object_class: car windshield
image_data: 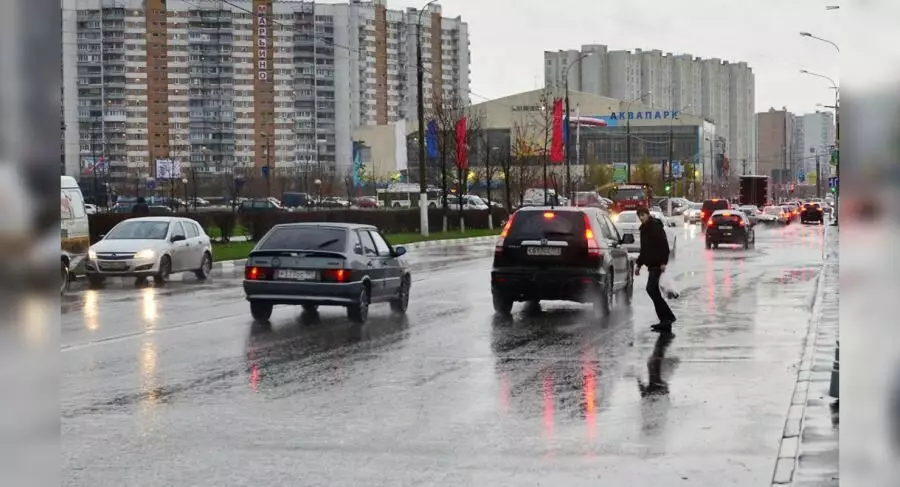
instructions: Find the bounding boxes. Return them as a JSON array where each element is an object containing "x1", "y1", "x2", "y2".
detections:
[
  {"x1": 616, "y1": 212, "x2": 639, "y2": 223},
  {"x1": 615, "y1": 188, "x2": 647, "y2": 201},
  {"x1": 765, "y1": 207, "x2": 781, "y2": 214},
  {"x1": 712, "y1": 213, "x2": 743, "y2": 225},
  {"x1": 691, "y1": 203, "x2": 702, "y2": 209},
  {"x1": 258, "y1": 227, "x2": 347, "y2": 252},
  {"x1": 507, "y1": 211, "x2": 585, "y2": 240},
  {"x1": 106, "y1": 221, "x2": 170, "y2": 240},
  {"x1": 703, "y1": 200, "x2": 729, "y2": 212}
]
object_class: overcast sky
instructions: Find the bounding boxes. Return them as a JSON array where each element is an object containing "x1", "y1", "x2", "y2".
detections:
[{"x1": 319, "y1": 0, "x2": 863, "y2": 115}]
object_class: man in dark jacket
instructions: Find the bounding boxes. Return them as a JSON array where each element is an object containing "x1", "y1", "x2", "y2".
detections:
[
  {"x1": 131, "y1": 197, "x2": 150, "y2": 215},
  {"x1": 634, "y1": 207, "x2": 676, "y2": 333}
]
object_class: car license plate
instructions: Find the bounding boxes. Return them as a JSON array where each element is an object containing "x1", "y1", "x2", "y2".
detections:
[
  {"x1": 100, "y1": 261, "x2": 127, "y2": 270},
  {"x1": 275, "y1": 269, "x2": 317, "y2": 280},
  {"x1": 526, "y1": 247, "x2": 562, "y2": 256},
  {"x1": 719, "y1": 225, "x2": 732, "y2": 230}
]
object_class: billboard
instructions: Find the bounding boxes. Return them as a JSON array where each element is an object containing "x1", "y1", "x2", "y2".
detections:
[
  {"x1": 613, "y1": 162, "x2": 628, "y2": 183},
  {"x1": 154, "y1": 159, "x2": 182, "y2": 179}
]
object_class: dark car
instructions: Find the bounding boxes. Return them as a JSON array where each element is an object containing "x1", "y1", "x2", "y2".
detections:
[
  {"x1": 700, "y1": 198, "x2": 730, "y2": 230},
  {"x1": 705, "y1": 210, "x2": 755, "y2": 249},
  {"x1": 800, "y1": 202, "x2": 824, "y2": 224},
  {"x1": 243, "y1": 223, "x2": 410, "y2": 323},
  {"x1": 238, "y1": 198, "x2": 286, "y2": 213},
  {"x1": 491, "y1": 206, "x2": 635, "y2": 318}
]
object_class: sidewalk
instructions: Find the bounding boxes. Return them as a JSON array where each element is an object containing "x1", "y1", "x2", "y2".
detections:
[{"x1": 772, "y1": 226, "x2": 839, "y2": 486}]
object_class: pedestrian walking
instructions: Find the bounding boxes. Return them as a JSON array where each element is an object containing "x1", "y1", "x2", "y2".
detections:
[
  {"x1": 633, "y1": 207, "x2": 676, "y2": 333},
  {"x1": 132, "y1": 196, "x2": 150, "y2": 215}
]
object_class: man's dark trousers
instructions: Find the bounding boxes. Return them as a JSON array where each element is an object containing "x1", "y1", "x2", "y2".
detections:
[{"x1": 646, "y1": 266, "x2": 676, "y2": 324}]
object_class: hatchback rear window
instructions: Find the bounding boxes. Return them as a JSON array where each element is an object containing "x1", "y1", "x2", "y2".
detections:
[
  {"x1": 258, "y1": 227, "x2": 347, "y2": 252},
  {"x1": 616, "y1": 212, "x2": 639, "y2": 223},
  {"x1": 507, "y1": 211, "x2": 585, "y2": 240}
]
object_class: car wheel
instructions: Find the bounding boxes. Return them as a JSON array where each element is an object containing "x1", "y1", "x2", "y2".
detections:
[
  {"x1": 347, "y1": 286, "x2": 370, "y2": 323},
  {"x1": 492, "y1": 293, "x2": 513, "y2": 316},
  {"x1": 87, "y1": 274, "x2": 105, "y2": 288},
  {"x1": 390, "y1": 275, "x2": 411, "y2": 314},
  {"x1": 61, "y1": 261, "x2": 70, "y2": 295},
  {"x1": 743, "y1": 237, "x2": 750, "y2": 249},
  {"x1": 593, "y1": 273, "x2": 613, "y2": 318},
  {"x1": 194, "y1": 252, "x2": 212, "y2": 280},
  {"x1": 302, "y1": 304, "x2": 319, "y2": 313},
  {"x1": 713, "y1": 243, "x2": 719, "y2": 249},
  {"x1": 622, "y1": 266, "x2": 634, "y2": 305},
  {"x1": 705, "y1": 239, "x2": 712, "y2": 249},
  {"x1": 250, "y1": 301, "x2": 273, "y2": 322},
  {"x1": 154, "y1": 255, "x2": 172, "y2": 285},
  {"x1": 428, "y1": 202, "x2": 437, "y2": 209}
]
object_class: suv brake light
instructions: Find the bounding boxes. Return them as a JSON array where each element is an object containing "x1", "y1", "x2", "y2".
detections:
[
  {"x1": 495, "y1": 213, "x2": 516, "y2": 254},
  {"x1": 583, "y1": 213, "x2": 601, "y2": 257},
  {"x1": 707, "y1": 219, "x2": 715, "y2": 227}
]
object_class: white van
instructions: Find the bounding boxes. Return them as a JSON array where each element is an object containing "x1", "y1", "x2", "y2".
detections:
[{"x1": 61, "y1": 176, "x2": 90, "y2": 293}]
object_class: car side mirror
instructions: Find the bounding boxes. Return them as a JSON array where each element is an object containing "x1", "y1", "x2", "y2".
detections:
[
  {"x1": 171, "y1": 234, "x2": 186, "y2": 243},
  {"x1": 621, "y1": 233, "x2": 635, "y2": 244},
  {"x1": 393, "y1": 246, "x2": 407, "y2": 257}
]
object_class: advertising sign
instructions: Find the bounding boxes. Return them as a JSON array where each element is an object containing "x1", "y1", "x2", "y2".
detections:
[
  {"x1": 671, "y1": 160, "x2": 682, "y2": 179},
  {"x1": 154, "y1": 159, "x2": 182, "y2": 179},
  {"x1": 613, "y1": 162, "x2": 628, "y2": 184}
]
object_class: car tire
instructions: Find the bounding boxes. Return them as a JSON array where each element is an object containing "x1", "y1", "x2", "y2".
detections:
[
  {"x1": 593, "y1": 273, "x2": 613, "y2": 318},
  {"x1": 61, "y1": 261, "x2": 70, "y2": 295},
  {"x1": 705, "y1": 239, "x2": 712, "y2": 249},
  {"x1": 194, "y1": 252, "x2": 212, "y2": 281},
  {"x1": 492, "y1": 293, "x2": 513, "y2": 316},
  {"x1": 347, "y1": 286, "x2": 370, "y2": 323},
  {"x1": 154, "y1": 255, "x2": 172, "y2": 285},
  {"x1": 622, "y1": 266, "x2": 634, "y2": 305},
  {"x1": 390, "y1": 275, "x2": 410, "y2": 314},
  {"x1": 250, "y1": 301, "x2": 273, "y2": 322},
  {"x1": 87, "y1": 274, "x2": 105, "y2": 288},
  {"x1": 302, "y1": 304, "x2": 319, "y2": 313},
  {"x1": 744, "y1": 237, "x2": 750, "y2": 249}
]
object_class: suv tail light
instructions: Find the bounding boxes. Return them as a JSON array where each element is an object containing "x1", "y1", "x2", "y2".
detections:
[
  {"x1": 583, "y1": 213, "x2": 601, "y2": 257},
  {"x1": 245, "y1": 266, "x2": 271, "y2": 280},
  {"x1": 706, "y1": 218, "x2": 715, "y2": 227},
  {"x1": 495, "y1": 213, "x2": 516, "y2": 254}
]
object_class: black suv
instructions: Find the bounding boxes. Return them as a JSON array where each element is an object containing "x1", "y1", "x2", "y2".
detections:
[
  {"x1": 800, "y1": 202, "x2": 824, "y2": 224},
  {"x1": 491, "y1": 207, "x2": 635, "y2": 317},
  {"x1": 700, "y1": 198, "x2": 730, "y2": 230},
  {"x1": 705, "y1": 210, "x2": 755, "y2": 249}
]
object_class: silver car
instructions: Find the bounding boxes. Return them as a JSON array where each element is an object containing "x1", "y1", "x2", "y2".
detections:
[{"x1": 85, "y1": 216, "x2": 213, "y2": 286}]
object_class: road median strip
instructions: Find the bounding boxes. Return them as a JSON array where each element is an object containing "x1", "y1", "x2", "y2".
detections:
[{"x1": 211, "y1": 229, "x2": 500, "y2": 268}]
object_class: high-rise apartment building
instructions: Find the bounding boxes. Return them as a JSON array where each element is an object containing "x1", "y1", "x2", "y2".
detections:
[
  {"x1": 791, "y1": 111, "x2": 835, "y2": 182},
  {"x1": 61, "y1": 0, "x2": 470, "y2": 182},
  {"x1": 544, "y1": 45, "x2": 755, "y2": 174},
  {"x1": 756, "y1": 108, "x2": 793, "y2": 193}
]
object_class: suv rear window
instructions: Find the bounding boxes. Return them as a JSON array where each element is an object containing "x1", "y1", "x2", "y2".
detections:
[
  {"x1": 702, "y1": 199, "x2": 729, "y2": 213},
  {"x1": 712, "y1": 213, "x2": 743, "y2": 225},
  {"x1": 258, "y1": 227, "x2": 347, "y2": 252},
  {"x1": 507, "y1": 211, "x2": 585, "y2": 240}
]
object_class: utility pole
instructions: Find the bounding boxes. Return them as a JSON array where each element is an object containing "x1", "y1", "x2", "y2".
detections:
[
  {"x1": 815, "y1": 151, "x2": 822, "y2": 198},
  {"x1": 415, "y1": 2, "x2": 436, "y2": 237}
]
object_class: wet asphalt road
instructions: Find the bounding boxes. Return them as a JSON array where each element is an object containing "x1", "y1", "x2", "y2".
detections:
[{"x1": 62, "y1": 220, "x2": 828, "y2": 486}]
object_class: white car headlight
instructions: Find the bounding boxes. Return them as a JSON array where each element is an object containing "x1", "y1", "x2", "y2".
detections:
[
  {"x1": 135, "y1": 249, "x2": 156, "y2": 260},
  {"x1": 88, "y1": 249, "x2": 97, "y2": 260}
]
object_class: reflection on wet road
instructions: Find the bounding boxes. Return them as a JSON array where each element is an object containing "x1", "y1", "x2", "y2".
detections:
[{"x1": 62, "y1": 222, "x2": 827, "y2": 486}]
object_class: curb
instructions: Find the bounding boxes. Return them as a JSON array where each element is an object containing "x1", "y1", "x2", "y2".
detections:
[
  {"x1": 771, "y1": 226, "x2": 839, "y2": 486},
  {"x1": 211, "y1": 234, "x2": 499, "y2": 270}
]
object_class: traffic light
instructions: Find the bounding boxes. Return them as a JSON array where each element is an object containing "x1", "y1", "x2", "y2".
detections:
[
  {"x1": 664, "y1": 183, "x2": 671, "y2": 194},
  {"x1": 831, "y1": 186, "x2": 836, "y2": 193}
]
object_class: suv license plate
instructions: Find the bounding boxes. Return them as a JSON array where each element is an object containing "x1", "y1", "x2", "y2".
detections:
[
  {"x1": 718, "y1": 225, "x2": 732, "y2": 230},
  {"x1": 526, "y1": 247, "x2": 562, "y2": 256},
  {"x1": 275, "y1": 269, "x2": 317, "y2": 280}
]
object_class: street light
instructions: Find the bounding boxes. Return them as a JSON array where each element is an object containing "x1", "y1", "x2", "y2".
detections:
[
  {"x1": 415, "y1": 0, "x2": 438, "y2": 237},
  {"x1": 625, "y1": 91, "x2": 652, "y2": 183},
  {"x1": 801, "y1": 69, "x2": 840, "y2": 224},
  {"x1": 666, "y1": 104, "x2": 691, "y2": 212},
  {"x1": 564, "y1": 51, "x2": 593, "y2": 202},
  {"x1": 799, "y1": 31, "x2": 840, "y2": 53}
]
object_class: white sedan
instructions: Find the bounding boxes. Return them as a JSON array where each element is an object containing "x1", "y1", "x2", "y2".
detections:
[
  {"x1": 613, "y1": 210, "x2": 678, "y2": 256},
  {"x1": 85, "y1": 216, "x2": 213, "y2": 287}
]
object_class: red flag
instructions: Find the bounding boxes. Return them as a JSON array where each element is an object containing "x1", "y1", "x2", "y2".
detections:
[
  {"x1": 550, "y1": 98, "x2": 564, "y2": 163},
  {"x1": 455, "y1": 117, "x2": 468, "y2": 169}
]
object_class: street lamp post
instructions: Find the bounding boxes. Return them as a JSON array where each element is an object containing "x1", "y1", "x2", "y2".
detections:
[
  {"x1": 667, "y1": 104, "x2": 691, "y2": 213},
  {"x1": 625, "y1": 92, "x2": 651, "y2": 183},
  {"x1": 564, "y1": 52, "x2": 592, "y2": 202},
  {"x1": 415, "y1": 0, "x2": 437, "y2": 237},
  {"x1": 800, "y1": 68, "x2": 840, "y2": 223}
]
